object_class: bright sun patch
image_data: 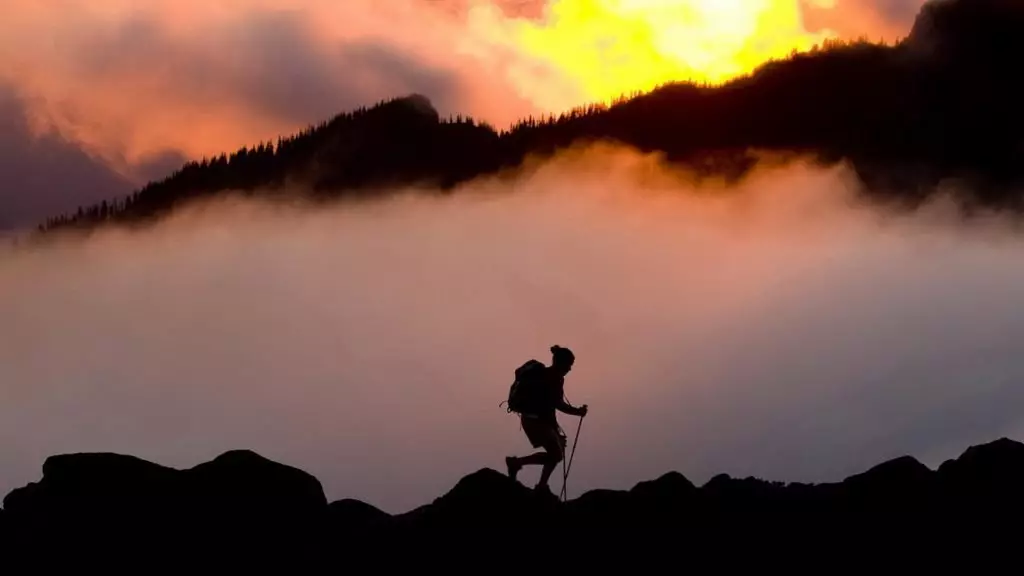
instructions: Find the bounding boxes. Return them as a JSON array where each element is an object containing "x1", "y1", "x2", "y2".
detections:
[{"x1": 491, "y1": 0, "x2": 836, "y2": 106}]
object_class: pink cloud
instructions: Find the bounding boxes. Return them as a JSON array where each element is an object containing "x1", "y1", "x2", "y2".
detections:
[{"x1": 803, "y1": 0, "x2": 927, "y2": 41}]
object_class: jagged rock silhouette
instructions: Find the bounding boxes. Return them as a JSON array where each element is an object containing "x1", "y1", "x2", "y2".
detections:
[
  {"x1": 2, "y1": 449, "x2": 328, "y2": 571},
  {"x1": 3, "y1": 436, "x2": 1024, "y2": 572}
]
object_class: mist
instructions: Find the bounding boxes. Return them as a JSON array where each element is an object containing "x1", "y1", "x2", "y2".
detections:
[{"x1": 4, "y1": 143, "x2": 1024, "y2": 514}]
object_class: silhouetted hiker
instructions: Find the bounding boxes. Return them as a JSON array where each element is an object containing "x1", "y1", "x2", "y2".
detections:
[{"x1": 503, "y1": 345, "x2": 588, "y2": 495}]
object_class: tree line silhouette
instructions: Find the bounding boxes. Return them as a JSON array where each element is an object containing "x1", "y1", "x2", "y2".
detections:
[{"x1": 35, "y1": 0, "x2": 1024, "y2": 236}]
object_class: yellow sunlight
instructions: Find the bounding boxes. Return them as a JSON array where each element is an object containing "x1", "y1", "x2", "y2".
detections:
[{"x1": 508, "y1": 0, "x2": 836, "y2": 103}]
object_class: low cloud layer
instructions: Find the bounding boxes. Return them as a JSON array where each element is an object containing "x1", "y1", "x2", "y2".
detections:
[{"x1": 3, "y1": 143, "x2": 1023, "y2": 513}]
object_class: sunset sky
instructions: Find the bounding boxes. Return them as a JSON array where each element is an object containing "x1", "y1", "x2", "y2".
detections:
[
  {"x1": 1, "y1": 0, "x2": 925, "y2": 229},
  {"x1": 6, "y1": 0, "x2": 1024, "y2": 515}
]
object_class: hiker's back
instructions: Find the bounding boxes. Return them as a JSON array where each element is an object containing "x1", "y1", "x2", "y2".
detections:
[{"x1": 506, "y1": 360, "x2": 559, "y2": 417}]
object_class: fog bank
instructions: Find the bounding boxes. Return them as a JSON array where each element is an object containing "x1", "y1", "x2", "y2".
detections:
[{"x1": 3, "y1": 144, "x2": 1024, "y2": 513}]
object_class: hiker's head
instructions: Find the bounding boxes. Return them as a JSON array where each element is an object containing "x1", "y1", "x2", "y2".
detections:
[{"x1": 550, "y1": 345, "x2": 575, "y2": 374}]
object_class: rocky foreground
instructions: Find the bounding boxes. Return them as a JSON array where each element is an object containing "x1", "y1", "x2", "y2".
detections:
[{"x1": 2, "y1": 438, "x2": 1022, "y2": 572}]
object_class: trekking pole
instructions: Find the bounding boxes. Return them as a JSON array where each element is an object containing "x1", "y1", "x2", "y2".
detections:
[
  {"x1": 561, "y1": 449, "x2": 567, "y2": 496},
  {"x1": 560, "y1": 414, "x2": 584, "y2": 502}
]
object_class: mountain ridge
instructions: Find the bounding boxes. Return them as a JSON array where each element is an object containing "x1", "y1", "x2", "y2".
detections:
[
  {"x1": 31, "y1": 0, "x2": 1024, "y2": 238},
  {"x1": 3, "y1": 435, "x2": 1024, "y2": 571}
]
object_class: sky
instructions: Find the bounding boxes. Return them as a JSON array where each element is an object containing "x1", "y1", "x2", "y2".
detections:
[{"x1": 0, "y1": 0, "x2": 927, "y2": 229}]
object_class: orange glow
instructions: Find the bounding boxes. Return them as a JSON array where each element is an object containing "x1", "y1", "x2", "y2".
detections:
[{"x1": 486, "y1": 0, "x2": 837, "y2": 105}]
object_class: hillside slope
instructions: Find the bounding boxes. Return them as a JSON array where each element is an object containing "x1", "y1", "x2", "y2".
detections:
[
  {"x1": 3, "y1": 436, "x2": 1024, "y2": 572},
  {"x1": 35, "y1": 0, "x2": 1024, "y2": 235}
]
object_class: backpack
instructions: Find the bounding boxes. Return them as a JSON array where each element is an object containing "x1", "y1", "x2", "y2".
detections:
[{"x1": 503, "y1": 359, "x2": 548, "y2": 415}]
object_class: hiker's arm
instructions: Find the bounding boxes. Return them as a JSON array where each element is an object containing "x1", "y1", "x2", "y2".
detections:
[{"x1": 556, "y1": 396, "x2": 586, "y2": 416}]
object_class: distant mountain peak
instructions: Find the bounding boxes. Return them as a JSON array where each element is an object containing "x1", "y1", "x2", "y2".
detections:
[{"x1": 395, "y1": 93, "x2": 440, "y2": 121}]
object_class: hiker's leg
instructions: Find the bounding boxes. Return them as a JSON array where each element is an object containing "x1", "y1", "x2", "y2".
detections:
[
  {"x1": 537, "y1": 449, "x2": 563, "y2": 487},
  {"x1": 516, "y1": 451, "x2": 550, "y2": 466},
  {"x1": 537, "y1": 433, "x2": 565, "y2": 488},
  {"x1": 507, "y1": 447, "x2": 549, "y2": 480},
  {"x1": 514, "y1": 417, "x2": 552, "y2": 468}
]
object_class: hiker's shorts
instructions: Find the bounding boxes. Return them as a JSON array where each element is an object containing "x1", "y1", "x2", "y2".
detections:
[{"x1": 521, "y1": 415, "x2": 566, "y2": 453}]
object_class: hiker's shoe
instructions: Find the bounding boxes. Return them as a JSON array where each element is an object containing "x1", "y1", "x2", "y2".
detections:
[
  {"x1": 534, "y1": 483, "x2": 554, "y2": 497},
  {"x1": 505, "y1": 457, "x2": 522, "y2": 481}
]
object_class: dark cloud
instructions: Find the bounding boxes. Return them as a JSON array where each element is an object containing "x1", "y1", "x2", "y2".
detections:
[
  {"x1": 0, "y1": 85, "x2": 132, "y2": 230},
  {"x1": 62, "y1": 8, "x2": 464, "y2": 132},
  {"x1": 224, "y1": 11, "x2": 461, "y2": 125}
]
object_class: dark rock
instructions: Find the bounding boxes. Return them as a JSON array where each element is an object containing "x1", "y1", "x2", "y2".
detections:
[
  {"x1": 937, "y1": 436, "x2": 1024, "y2": 520},
  {"x1": 3, "y1": 450, "x2": 329, "y2": 571},
  {"x1": 841, "y1": 454, "x2": 933, "y2": 494},
  {"x1": 5, "y1": 437, "x2": 1024, "y2": 572},
  {"x1": 938, "y1": 436, "x2": 1024, "y2": 482},
  {"x1": 328, "y1": 498, "x2": 390, "y2": 527},
  {"x1": 183, "y1": 449, "x2": 326, "y2": 516}
]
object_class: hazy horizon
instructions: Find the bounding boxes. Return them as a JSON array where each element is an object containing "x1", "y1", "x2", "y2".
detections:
[{"x1": 4, "y1": 143, "x2": 1024, "y2": 514}]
